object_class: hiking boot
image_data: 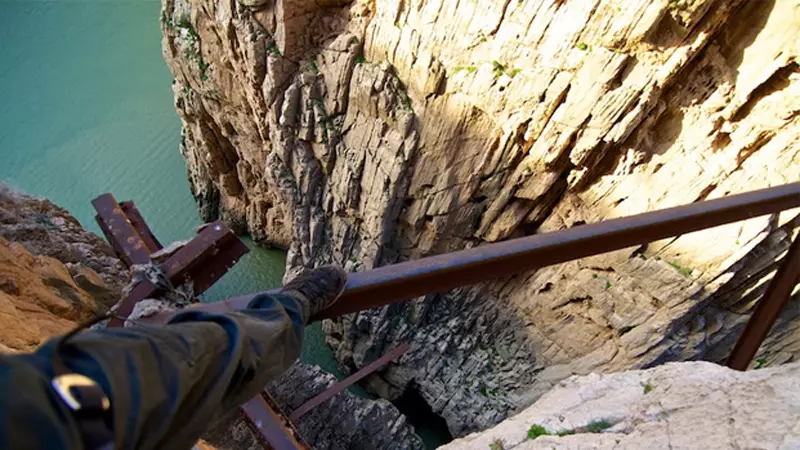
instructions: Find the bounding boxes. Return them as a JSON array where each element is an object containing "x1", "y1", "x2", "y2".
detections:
[{"x1": 281, "y1": 265, "x2": 347, "y2": 317}]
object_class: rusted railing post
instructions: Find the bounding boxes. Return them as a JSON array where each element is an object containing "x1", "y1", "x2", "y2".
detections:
[{"x1": 726, "y1": 235, "x2": 800, "y2": 371}]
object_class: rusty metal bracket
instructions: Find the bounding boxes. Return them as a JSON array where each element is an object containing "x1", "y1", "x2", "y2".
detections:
[
  {"x1": 726, "y1": 235, "x2": 800, "y2": 370},
  {"x1": 92, "y1": 194, "x2": 151, "y2": 266},
  {"x1": 241, "y1": 394, "x2": 307, "y2": 450},
  {"x1": 119, "y1": 201, "x2": 163, "y2": 253},
  {"x1": 107, "y1": 221, "x2": 247, "y2": 327}
]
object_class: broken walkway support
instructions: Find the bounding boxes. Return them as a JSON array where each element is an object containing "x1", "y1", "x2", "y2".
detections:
[{"x1": 726, "y1": 235, "x2": 800, "y2": 371}]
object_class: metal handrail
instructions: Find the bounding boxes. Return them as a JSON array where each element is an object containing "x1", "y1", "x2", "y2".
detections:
[{"x1": 165, "y1": 182, "x2": 800, "y2": 369}]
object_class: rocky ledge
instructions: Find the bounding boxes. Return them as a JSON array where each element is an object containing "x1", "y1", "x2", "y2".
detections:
[
  {"x1": 0, "y1": 184, "x2": 125, "y2": 351},
  {"x1": 442, "y1": 360, "x2": 800, "y2": 449}
]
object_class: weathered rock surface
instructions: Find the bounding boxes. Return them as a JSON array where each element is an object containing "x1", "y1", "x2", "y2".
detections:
[
  {"x1": 441, "y1": 361, "x2": 800, "y2": 450},
  {"x1": 0, "y1": 237, "x2": 109, "y2": 352},
  {"x1": 0, "y1": 184, "x2": 127, "y2": 300},
  {"x1": 162, "y1": 0, "x2": 800, "y2": 437},
  {"x1": 0, "y1": 184, "x2": 125, "y2": 352},
  {"x1": 203, "y1": 362, "x2": 424, "y2": 450}
]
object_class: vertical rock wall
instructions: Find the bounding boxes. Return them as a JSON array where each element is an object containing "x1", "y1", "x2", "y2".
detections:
[{"x1": 162, "y1": 0, "x2": 800, "y2": 435}]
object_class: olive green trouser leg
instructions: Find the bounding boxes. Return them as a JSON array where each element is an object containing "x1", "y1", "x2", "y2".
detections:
[{"x1": 0, "y1": 292, "x2": 310, "y2": 450}]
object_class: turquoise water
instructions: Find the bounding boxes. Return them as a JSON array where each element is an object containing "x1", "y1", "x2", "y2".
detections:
[
  {"x1": 0, "y1": 0, "x2": 283, "y2": 301},
  {"x1": 0, "y1": 2, "x2": 449, "y2": 446},
  {"x1": 0, "y1": 0, "x2": 336, "y2": 368}
]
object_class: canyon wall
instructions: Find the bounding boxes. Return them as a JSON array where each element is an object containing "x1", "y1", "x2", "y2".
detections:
[{"x1": 162, "y1": 0, "x2": 800, "y2": 436}]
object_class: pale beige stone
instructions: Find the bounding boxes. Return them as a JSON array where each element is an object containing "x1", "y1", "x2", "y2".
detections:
[{"x1": 441, "y1": 361, "x2": 800, "y2": 450}]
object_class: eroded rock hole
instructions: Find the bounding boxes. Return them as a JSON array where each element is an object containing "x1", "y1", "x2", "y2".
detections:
[{"x1": 392, "y1": 383, "x2": 453, "y2": 449}]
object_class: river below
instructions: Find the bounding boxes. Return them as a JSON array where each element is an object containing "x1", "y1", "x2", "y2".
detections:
[{"x1": 0, "y1": 1, "x2": 450, "y2": 447}]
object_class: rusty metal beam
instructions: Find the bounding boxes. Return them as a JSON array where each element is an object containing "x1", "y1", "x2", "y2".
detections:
[
  {"x1": 241, "y1": 394, "x2": 307, "y2": 450},
  {"x1": 180, "y1": 182, "x2": 800, "y2": 321},
  {"x1": 726, "y1": 235, "x2": 800, "y2": 371},
  {"x1": 119, "y1": 201, "x2": 163, "y2": 253},
  {"x1": 108, "y1": 221, "x2": 244, "y2": 327},
  {"x1": 92, "y1": 194, "x2": 151, "y2": 266},
  {"x1": 289, "y1": 343, "x2": 410, "y2": 422},
  {"x1": 191, "y1": 238, "x2": 250, "y2": 294}
]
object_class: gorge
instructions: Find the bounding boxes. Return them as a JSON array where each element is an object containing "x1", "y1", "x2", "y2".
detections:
[
  {"x1": 161, "y1": 0, "x2": 800, "y2": 441},
  {"x1": 1, "y1": 0, "x2": 799, "y2": 448}
]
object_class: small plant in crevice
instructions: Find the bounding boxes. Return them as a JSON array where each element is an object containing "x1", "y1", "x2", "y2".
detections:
[
  {"x1": 754, "y1": 358, "x2": 768, "y2": 369},
  {"x1": 454, "y1": 65, "x2": 478, "y2": 74},
  {"x1": 176, "y1": 16, "x2": 199, "y2": 42},
  {"x1": 586, "y1": 419, "x2": 613, "y2": 433},
  {"x1": 527, "y1": 424, "x2": 550, "y2": 440},
  {"x1": 605, "y1": 280, "x2": 612, "y2": 289},
  {"x1": 355, "y1": 54, "x2": 366, "y2": 65},
  {"x1": 491, "y1": 61, "x2": 521, "y2": 79},
  {"x1": 175, "y1": 16, "x2": 210, "y2": 81},
  {"x1": 402, "y1": 95, "x2": 413, "y2": 111},
  {"x1": 160, "y1": 9, "x2": 172, "y2": 29},
  {"x1": 666, "y1": 261, "x2": 692, "y2": 277},
  {"x1": 641, "y1": 381, "x2": 654, "y2": 394},
  {"x1": 575, "y1": 42, "x2": 589, "y2": 51},
  {"x1": 266, "y1": 43, "x2": 281, "y2": 56},
  {"x1": 521, "y1": 164, "x2": 533, "y2": 176},
  {"x1": 310, "y1": 61, "x2": 320, "y2": 74},
  {"x1": 314, "y1": 97, "x2": 331, "y2": 144},
  {"x1": 668, "y1": 0, "x2": 687, "y2": 10},
  {"x1": 198, "y1": 60, "x2": 210, "y2": 81},
  {"x1": 488, "y1": 439, "x2": 505, "y2": 450},
  {"x1": 478, "y1": 381, "x2": 499, "y2": 398},
  {"x1": 492, "y1": 60, "x2": 506, "y2": 79}
]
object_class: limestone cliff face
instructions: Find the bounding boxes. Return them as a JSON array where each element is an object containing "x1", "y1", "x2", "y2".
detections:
[{"x1": 162, "y1": 0, "x2": 800, "y2": 436}]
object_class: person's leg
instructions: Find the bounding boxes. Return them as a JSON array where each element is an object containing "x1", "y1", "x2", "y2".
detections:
[{"x1": 7, "y1": 266, "x2": 347, "y2": 450}]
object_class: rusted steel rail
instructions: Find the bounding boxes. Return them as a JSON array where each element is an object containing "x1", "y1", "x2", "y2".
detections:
[
  {"x1": 107, "y1": 183, "x2": 800, "y2": 448},
  {"x1": 289, "y1": 343, "x2": 410, "y2": 421},
  {"x1": 187, "y1": 182, "x2": 800, "y2": 326},
  {"x1": 164, "y1": 182, "x2": 800, "y2": 371},
  {"x1": 727, "y1": 235, "x2": 800, "y2": 370}
]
